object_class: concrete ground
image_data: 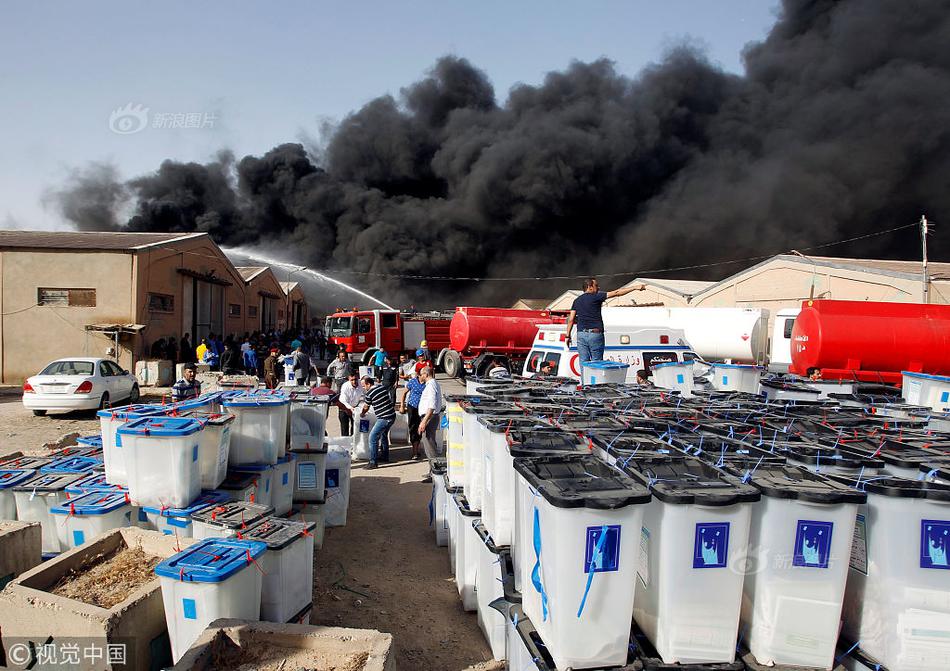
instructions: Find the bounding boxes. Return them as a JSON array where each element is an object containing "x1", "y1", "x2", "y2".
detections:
[{"x1": 0, "y1": 375, "x2": 496, "y2": 671}]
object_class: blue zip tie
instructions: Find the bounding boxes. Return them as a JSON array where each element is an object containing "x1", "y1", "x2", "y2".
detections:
[
  {"x1": 577, "y1": 523, "x2": 609, "y2": 618},
  {"x1": 531, "y1": 507, "x2": 549, "y2": 622}
]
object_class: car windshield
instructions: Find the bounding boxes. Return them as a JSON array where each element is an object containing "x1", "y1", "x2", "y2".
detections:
[
  {"x1": 327, "y1": 316, "x2": 353, "y2": 337},
  {"x1": 40, "y1": 360, "x2": 95, "y2": 376}
]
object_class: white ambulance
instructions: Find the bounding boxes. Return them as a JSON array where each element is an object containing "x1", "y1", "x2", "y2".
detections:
[{"x1": 522, "y1": 323, "x2": 706, "y2": 383}]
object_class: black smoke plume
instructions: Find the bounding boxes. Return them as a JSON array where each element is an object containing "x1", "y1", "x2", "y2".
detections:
[{"x1": 51, "y1": 0, "x2": 950, "y2": 309}]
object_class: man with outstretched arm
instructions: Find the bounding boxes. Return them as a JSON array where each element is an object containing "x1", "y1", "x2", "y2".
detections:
[{"x1": 564, "y1": 278, "x2": 647, "y2": 364}]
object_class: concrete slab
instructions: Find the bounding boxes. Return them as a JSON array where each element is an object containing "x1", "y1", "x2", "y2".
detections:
[
  {"x1": 0, "y1": 521, "x2": 41, "y2": 588},
  {"x1": 0, "y1": 527, "x2": 194, "y2": 670},
  {"x1": 171, "y1": 618, "x2": 395, "y2": 671}
]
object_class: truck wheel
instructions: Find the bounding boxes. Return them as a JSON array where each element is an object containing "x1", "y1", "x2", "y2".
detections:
[{"x1": 443, "y1": 350, "x2": 462, "y2": 378}]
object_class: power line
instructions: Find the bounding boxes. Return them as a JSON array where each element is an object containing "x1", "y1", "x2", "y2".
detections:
[{"x1": 320, "y1": 221, "x2": 921, "y2": 282}]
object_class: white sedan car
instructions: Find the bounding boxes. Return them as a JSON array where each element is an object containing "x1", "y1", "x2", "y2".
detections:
[{"x1": 22, "y1": 358, "x2": 140, "y2": 416}]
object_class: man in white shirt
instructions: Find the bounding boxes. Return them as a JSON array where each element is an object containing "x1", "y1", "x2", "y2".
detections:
[
  {"x1": 337, "y1": 372, "x2": 364, "y2": 437},
  {"x1": 398, "y1": 353, "x2": 417, "y2": 387},
  {"x1": 417, "y1": 366, "x2": 444, "y2": 460}
]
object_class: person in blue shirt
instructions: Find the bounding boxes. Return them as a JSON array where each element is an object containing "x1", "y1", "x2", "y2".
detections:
[
  {"x1": 371, "y1": 348, "x2": 387, "y2": 377},
  {"x1": 400, "y1": 371, "x2": 426, "y2": 460},
  {"x1": 565, "y1": 278, "x2": 646, "y2": 364}
]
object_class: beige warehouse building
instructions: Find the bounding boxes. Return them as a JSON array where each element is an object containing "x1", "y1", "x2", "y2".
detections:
[{"x1": 0, "y1": 231, "x2": 309, "y2": 383}]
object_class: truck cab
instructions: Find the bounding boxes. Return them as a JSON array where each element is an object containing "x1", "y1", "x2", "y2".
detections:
[
  {"x1": 768, "y1": 308, "x2": 801, "y2": 373},
  {"x1": 325, "y1": 309, "x2": 452, "y2": 365},
  {"x1": 522, "y1": 323, "x2": 705, "y2": 382}
]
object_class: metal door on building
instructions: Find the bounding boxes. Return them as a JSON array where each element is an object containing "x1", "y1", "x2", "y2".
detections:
[{"x1": 193, "y1": 280, "x2": 225, "y2": 341}]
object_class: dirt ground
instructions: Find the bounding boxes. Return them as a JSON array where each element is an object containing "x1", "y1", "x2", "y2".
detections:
[
  {"x1": 310, "y1": 375, "x2": 496, "y2": 671},
  {"x1": 1, "y1": 377, "x2": 494, "y2": 670}
]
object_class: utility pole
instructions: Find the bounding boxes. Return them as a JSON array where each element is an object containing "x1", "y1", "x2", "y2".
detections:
[{"x1": 921, "y1": 215, "x2": 930, "y2": 304}]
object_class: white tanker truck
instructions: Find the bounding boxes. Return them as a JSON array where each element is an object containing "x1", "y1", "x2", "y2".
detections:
[{"x1": 600, "y1": 306, "x2": 770, "y2": 363}]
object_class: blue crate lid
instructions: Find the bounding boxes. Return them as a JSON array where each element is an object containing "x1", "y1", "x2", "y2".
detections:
[
  {"x1": 75, "y1": 435, "x2": 103, "y2": 448},
  {"x1": 223, "y1": 390, "x2": 289, "y2": 408},
  {"x1": 154, "y1": 537, "x2": 268, "y2": 583},
  {"x1": 651, "y1": 361, "x2": 691, "y2": 369},
  {"x1": 141, "y1": 490, "x2": 231, "y2": 517},
  {"x1": 40, "y1": 455, "x2": 102, "y2": 475},
  {"x1": 65, "y1": 473, "x2": 127, "y2": 494},
  {"x1": 0, "y1": 469, "x2": 37, "y2": 490},
  {"x1": 116, "y1": 417, "x2": 203, "y2": 438},
  {"x1": 96, "y1": 404, "x2": 168, "y2": 420},
  {"x1": 581, "y1": 360, "x2": 630, "y2": 370},
  {"x1": 51, "y1": 491, "x2": 130, "y2": 516}
]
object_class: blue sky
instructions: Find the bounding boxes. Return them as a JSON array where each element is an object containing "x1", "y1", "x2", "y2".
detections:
[{"x1": 0, "y1": 1, "x2": 780, "y2": 229}]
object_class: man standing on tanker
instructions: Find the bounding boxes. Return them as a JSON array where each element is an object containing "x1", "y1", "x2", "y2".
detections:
[{"x1": 565, "y1": 278, "x2": 647, "y2": 363}]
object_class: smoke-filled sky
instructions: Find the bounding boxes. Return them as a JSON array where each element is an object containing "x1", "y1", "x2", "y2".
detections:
[{"x1": 11, "y1": 0, "x2": 950, "y2": 309}]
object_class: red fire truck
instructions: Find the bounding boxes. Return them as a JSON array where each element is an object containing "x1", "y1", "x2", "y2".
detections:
[
  {"x1": 325, "y1": 309, "x2": 453, "y2": 365},
  {"x1": 325, "y1": 306, "x2": 561, "y2": 377}
]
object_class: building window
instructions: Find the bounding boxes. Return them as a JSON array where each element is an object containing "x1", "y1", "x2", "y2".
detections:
[
  {"x1": 229, "y1": 304, "x2": 241, "y2": 317},
  {"x1": 147, "y1": 293, "x2": 175, "y2": 313},
  {"x1": 248, "y1": 306, "x2": 258, "y2": 317},
  {"x1": 37, "y1": 288, "x2": 96, "y2": 307}
]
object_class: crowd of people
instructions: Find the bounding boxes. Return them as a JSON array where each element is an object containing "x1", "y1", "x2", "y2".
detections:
[{"x1": 164, "y1": 329, "x2": 444, "y2": 473}]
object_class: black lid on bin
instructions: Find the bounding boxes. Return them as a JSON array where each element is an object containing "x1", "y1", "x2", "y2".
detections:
[
  {"x1": 731, "y1": 464, "x2": 867, "y2": 504},
  {"x1": 671, "y1": 436, "x2": 787, "y2": 469},
  {"x1": 507, "y1": 605, "x2": 559, "y2": 671},
  {"x1": 452, "y1": 492, "x2": 480, "y2": 516},
  {"x1": 190, "y1": 501, "x2": 274, "y2": 528},
  {"x1": 478, "y1": 415, "x2": 558, "y2": 433},
  {"x1": 506, "y1": 431, "x2": 586, "y2": 457},
  {"x1": 548, "y1": 416, "x2": 627, "y2": 432},
  {"x1": 473, "y1": 520, "x2": 502, "y2": 553},
  {"x1": 625, "y1": 459, "x2": 760, "y2": 506},
  {"x1": 429, "y1": 458, "x2": 447, "y2": 475},
  {"x1": 827, "y1": 473, "x2": 950, "y2": 500},
  {"x1": 442, "y1": 472, "x2": 462, "y2": 494},
  {"x1": 445, "y1": 394, "x2": 483, "y2": 403},
  {"x1": 0, "y1": 455, "x2": 53, "y2": 470},
  {"x1": 290, "y1": 441, "x2": 329, "y2": 454},
  {"x1": 920, "y1": 462, "x2": 950, "y2": 480},
  {"x1": 512, "y1": 454, "x2": 651, "y2": 509},
  {"x1": 217, "y1": 471, "x2": 259, "y2": 491},
  {"x1": 589, "y1": 433, "x2": 685, "y2": 463},
  {"x1": 12, "y1": 471, "x2": 83, "y2": 492},
  {"x1": 786, "y1": 444, "x2": 886, "y2": 470},
  {"x1": 241, "y1": 516, "x2": 316, "y2": 550},
  {"x1": 459, "y1": 401, "x2": 520, "y2": 415},
  {"x1": 845, "y1": 443, "x2": 950, "y2": 470}
]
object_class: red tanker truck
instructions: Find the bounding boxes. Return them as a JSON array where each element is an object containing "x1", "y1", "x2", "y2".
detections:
[
  {"x1": 789, "y1": 299, "x2": 950, "y2": 384},
  {"x1": 325, "y1": 306, "x2": 560, "y2": 377},
  {"x1": 442, "y1": 306, "x2": 563, "y2": 378}
]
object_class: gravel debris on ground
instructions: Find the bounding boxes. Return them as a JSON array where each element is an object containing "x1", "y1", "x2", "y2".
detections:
[{"x1": 51, "y1": 545, "x2": 162, "y2": 608}]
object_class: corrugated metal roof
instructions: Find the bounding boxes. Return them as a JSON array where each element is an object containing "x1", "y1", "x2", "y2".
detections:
[
  {"x1": 796, "y1": 255, "x2": 950, "y2": 279},
  {"x1": 636, "y1": 278, "x2": 715, "y2": 296},
  {"x1": 235, "y1": 266, "x2": 268, "y2": 281},
  {"x1": 0, "y1": 230, "x2": 205, "y2": 251}
]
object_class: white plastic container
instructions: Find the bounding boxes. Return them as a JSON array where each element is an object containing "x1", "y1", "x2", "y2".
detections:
[
  {"x1": 291, "y1": 441, "x2": 328, "y2": 503},
  {"x1": 452, "y1": 493, "x2": 480, "y2": 611},
  {"x1": 446, "y1": 484, "x2": 460, "y2": 573},
  {"x1": 711, "y1": 363, "x2": 763, "y2": 394},
  {"x1": 473, "y1": 521, "x2": 506, "y2": 661},
  {"x1": 242, "y1": 516, "x2": 316, "y2": 623},
  {"x1": 902, "y1": 370, "x2": 950, "y2": 413},
  {"x1": 229, "y1": 463, "x2": 275, "y2": 510},
  {"x1": 445, "y1": 395, "x2": 468, "y2": 489},
  {"x1": 351, "y1": 407, "x2": 378, "y2": 462},
  {"x1": 141, "y1": 490, "x2": 231, "y2": 538},
  {"x1": 192, "y1": 413, "x2": 234, "y2": 490},
  {"x1": 289, "y1": 394, "x2": 329, "y2": 452},
  {"x1": 430, "y1": 460, "x2": 449, "y2": 547},
  {"x1": 117, "y1": 417, "x2": 203, "y2": 509},
  {"x1": 190, "y1": 501, "x2": 274, "y2": 540},
  {"x1": 514, "y1": 454, "x2": 651, "y2": 670},
  {"x1": 288, "y1": 497, "x2": 327, "y2": 550},
  {"x1": 628, "y1": 459, "x2": 759, "y2": 665},
  {"x1": 223, "y1": 391, "x2": 290, "y2": 466},
  {"x1": 581, "y1": 359, "x2": 630, "y2": 385},
  {"x1": 651, "y1": 361, "x2": 695, "y2": 397},
  {"x1": 0, "y1": 469, "x2": 36, "y2": 520},
  {"x1": 13, "y1": 472, "x2": 84, "y2": 553},
  {"x1": 460, "y1": 401, "x2": 520, "y2": 513},
  {"x1": 96, "y1": 404, "x2": 166, "y2": 486},
  {"x1": 50, "y1": 491, "x2": 132, "y2": 548},
  {"x1": 324, "y1": 445, "x2": 351, "y2": 527},
  {"x1": 156, "y1": 537, "x2": 268, "y2": 663},
  {"x1": 480, "y1": 421, "x2": 583, "y2": 549},
  {"x1": 271, "y1": 454, "x2": 295, "y2": 516},
  {"x1": 506, "y1": 604, "x2": 555, "y2": 671},
  {"x1": 741, "y1": 465, "x2": 865, "y2": 668},
  {"x1": 839, "y1": 474, "x2": 950, "y2": 671}
]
